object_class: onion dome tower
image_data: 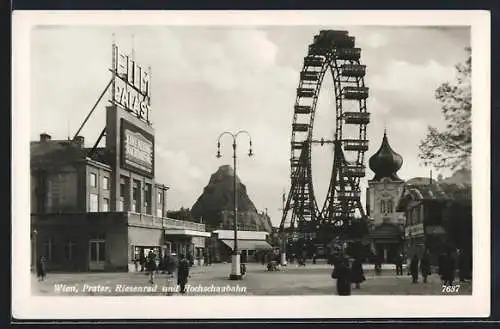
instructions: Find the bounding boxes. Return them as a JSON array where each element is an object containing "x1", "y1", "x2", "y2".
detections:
[{"x1": 369, "y1": 129, "x2": 403, "y2": 181}]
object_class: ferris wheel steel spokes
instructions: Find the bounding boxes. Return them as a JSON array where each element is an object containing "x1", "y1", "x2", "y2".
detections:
[{"x1": 281, "y1": 30, "x2": 371, "y2": 244}]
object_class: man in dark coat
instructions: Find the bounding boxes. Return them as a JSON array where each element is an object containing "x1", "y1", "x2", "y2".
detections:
[
  {"x1": 350, "y1": 258, "x2": 366, "y2": 289},
  {"x1": 177, "y1": 253, "x2": 190, "y2": 294},
  {"x1": 36, "y1": 256, "x2": 47, "y2": 281},
  {"x1": 332, "y1": 254, "x2": 351, "y2": 296},
  {"x1": 420, "y1": 250, "x2": 431, "y2": 283},
  {"x1": 440, "y1": 250, "x2": 456, "y2": 286},
  {"x1": 410, "y1": 254, "x2": 419, "y2": 283},
  {"x1": 394, "y1": 253, "x2": 404, "y2": 276},
  {"x1": 146, "y1": 251, "x2": 157, "y2": 284}
]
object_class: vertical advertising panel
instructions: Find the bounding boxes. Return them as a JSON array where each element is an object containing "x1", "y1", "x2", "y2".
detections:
[{"x1": 120, "y1": 119, "x2": 155, "y2": 178}]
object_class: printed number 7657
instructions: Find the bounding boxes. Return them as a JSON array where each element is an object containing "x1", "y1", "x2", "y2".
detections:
[{"x1": 442, "y1": 285, "x2": 460, "y2": 293}]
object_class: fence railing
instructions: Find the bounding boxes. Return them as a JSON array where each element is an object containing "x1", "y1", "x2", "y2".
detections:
[{"x1": 128, "y1": 213, "x2": 206, "y2": 232}]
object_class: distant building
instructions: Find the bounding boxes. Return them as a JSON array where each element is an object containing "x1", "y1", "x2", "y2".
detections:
[
  {"x1": 208, "y1": 230, "x2": 273, "y2": 263},
  {"x1": 365, "y1": 130, "x2": 405, "y2": 263}
]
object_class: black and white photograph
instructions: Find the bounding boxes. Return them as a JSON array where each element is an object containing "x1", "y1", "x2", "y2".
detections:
[{"x1": 12, "y1": 10, "x2": 490, "y2": 319}]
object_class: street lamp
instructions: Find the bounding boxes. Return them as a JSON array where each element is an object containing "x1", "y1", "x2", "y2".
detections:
[{"x1": 217, "y1": 130, "x2": 253, "y2": 280}]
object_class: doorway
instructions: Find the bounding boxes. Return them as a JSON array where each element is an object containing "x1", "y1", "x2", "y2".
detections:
[{"x1": 88, "y1": 239, "x2": 106, "y2": 271}]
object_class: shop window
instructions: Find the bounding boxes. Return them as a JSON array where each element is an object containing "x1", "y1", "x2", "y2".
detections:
[
  {"x1": 64, "y1": 240, "x2": 75, "y2": 261},
  {"x1": 90, "y1": 173, "x2": 97, "y2": 188},
  {"x1": 103, "y1": 176, "x2": 109, "y2": 190},
  {"x1": 89, "y1": 193, "x2": 98, "y2": 212},
  {"x1": 102, "y1": 198, "x2": 110, "y2": 212}
]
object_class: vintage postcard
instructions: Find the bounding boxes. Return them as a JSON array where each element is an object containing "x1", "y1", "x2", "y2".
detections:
[{"x1": 12, "y1": 10, "x2": 490, "y2": 319}]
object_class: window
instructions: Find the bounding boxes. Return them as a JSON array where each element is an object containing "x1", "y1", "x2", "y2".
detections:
[
  {"x1": 90, "y1": 173, "x2": 97, "y2": 188},
  {"x1": 64, "y1": 240, "x2": 75, "y2": 261},
  {"x1": 103, "y1": 176, "x2": 109, "y2": 190},
  {"x1": 43, "y1": 238, "x2": 54, "y2": 261},
  {"x1": 157, "y1": 191, "x2": 162, "y2": 204},
  {"x1": 380, "y1": 200, "x2": 386, "y2": 213},
  {"x1": 157, "y1": 208, "x2": 162, "y2": 218},
  {"x1": 119, "y1": 197, "x2": 124, "y2": 212},
  {"x1": 145, "y1": 183, "x2": 152, "y2": 215},
  {"x1": 119, "y1": 176, "x2": 129, "y2": 212},
  {"x1": 387, "y1": 199, "x2": 393, "y2": 213},
  {"x1": 102, "y1": 198, "x2": 110, "y2": 212},
  {"x1": 89, "y1": 193, "x2": 98, "y2": 212},
  {"x1": 132, "y1": 180, "x2": 141, "y2": 213}
]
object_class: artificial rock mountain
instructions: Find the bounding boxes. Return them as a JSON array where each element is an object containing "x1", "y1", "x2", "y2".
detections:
[{"x1": 191, "y1": 165, "x2": 273, "y2": 232}]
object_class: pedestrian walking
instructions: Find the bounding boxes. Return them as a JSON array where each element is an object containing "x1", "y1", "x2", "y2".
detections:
[
  {"x1": 36, "y1": 256, "x2": 47, "y2": 281},
  {"x1": 440, "y1": 250, "x2": 456, "y2": 286},
  {"x1": 374, "y1": 254, "x2": 382, "y2": 275},
  {"x1": 350, "y1": 258, "x2": 366, "y2": 289},
  {"x1": 420, "y1": 250, "x2": 431, "y2": 283},
  {"x1": 410, "y1": 254, "x2": 419, "y2": 283},
  {"x1": 146, "y1": 251, "x2": 156, "y2": 284},
  {"x1": 332, "y1": 254, "x2": 351, "y2": 296},
  {"x1": 177, "y1": 253, "x2": 190, "y2": 294},
  {"x1": 394, "y1": 252, "x2": 404, "y2": 276}
]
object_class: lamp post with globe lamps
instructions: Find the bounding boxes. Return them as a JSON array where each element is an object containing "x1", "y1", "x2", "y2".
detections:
[{"x1": 217, "y1": 130, "x2": 253, "y2": 280}]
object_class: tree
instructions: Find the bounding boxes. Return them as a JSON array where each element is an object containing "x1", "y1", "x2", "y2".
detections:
[{"x1": 419, "y1": 48, "x2": 471, "y2": 170}]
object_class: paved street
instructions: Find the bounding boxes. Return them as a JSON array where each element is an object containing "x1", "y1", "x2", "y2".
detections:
[{"x1": 32, "y1": 262, "x2": 472, "y2": 296}]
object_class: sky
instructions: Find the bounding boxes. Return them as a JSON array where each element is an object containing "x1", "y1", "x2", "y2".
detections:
[{"x1": 30, "y1": 25, "x2": 470, "y2": 227}]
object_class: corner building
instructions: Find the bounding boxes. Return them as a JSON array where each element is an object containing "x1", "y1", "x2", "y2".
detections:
[{"x1": 31, "y1": 105, "x2": 209, "y2": 272}]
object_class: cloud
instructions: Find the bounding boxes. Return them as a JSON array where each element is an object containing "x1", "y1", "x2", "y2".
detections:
[
  {"x1": 370, "y1": 59, "x2": 456, "y2": 94},
  {"x1": 363, "y1": 32, "x2": 388, "y2": 49}
]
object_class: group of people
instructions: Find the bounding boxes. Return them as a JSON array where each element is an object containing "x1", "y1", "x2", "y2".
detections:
[
  {"x1": 140, "y1": 250, "x2": 191, "y2": 293},
  {"x1": 408, "y1": 249, "x2": 470, "y2": 286},
  {"x1": 331, "y1": 254, "x2": 366, "y2": 296}
]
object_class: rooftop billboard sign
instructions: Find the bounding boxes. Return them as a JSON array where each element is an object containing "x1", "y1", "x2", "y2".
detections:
[{"x1": 111, "y1": 44, "x2": 151, "y2": 125}]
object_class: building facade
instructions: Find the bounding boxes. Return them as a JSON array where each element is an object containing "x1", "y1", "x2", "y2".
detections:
[
  {"x1": 396, "y1": 178, "x2": 472, "y2": 266},
  {"x1": 366, "y1": 130, "x2": 405, "y2": 263},
  {"x1": 30, "y1": 44, "x2": 209, "y2": 272}
]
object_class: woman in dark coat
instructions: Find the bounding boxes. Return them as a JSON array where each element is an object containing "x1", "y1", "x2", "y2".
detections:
[
  {"x1": 332, "y1": 255, "x2": 351, "y2": 296},
  {"x1": 350, "y1": 258, "x2": 366, "y2": 289},
  {"x1": 177, "y1": 254, "x2": 190, "y2": 294},
  {"x1": 420, "y1": 250, "x2": 431, "y2": 283},
  {"x1": 36, "y1": 256, "x2": 46, "y2": 281},
  {"x1": 410, "y1": 254, "x2": 419, "y2": 283}
]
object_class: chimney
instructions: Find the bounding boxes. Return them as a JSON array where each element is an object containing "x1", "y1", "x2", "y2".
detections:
[
  {"x1": 73, "y1": 136, "x2": 85, "y2": 148},
  {"x1": 40, "y1": 133, "x2": 51, "y2": 142}
]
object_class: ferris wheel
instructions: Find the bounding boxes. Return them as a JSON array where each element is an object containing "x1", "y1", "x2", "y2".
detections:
[{"x1": 280, "y1": 30, "x2": 370, "y2": 243}]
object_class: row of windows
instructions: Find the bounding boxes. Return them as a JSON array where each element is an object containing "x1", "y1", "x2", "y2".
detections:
[
  {"x1": 89, "y1": 172, "x2": 110, "y2": 190},
  {"x1": 88, "y1": 172, "x2": 166, "y2": 215},
  {"x1": 41, "y1": 239, "x2": 75, "y2": 261}
]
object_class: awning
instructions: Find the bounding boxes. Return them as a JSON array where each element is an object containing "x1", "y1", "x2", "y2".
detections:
[{"x1": 220, "y1": 239, "x2": 273, "y2": 251}]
